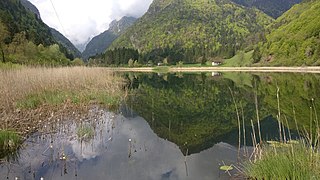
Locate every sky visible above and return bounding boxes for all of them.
[29,0,153,47]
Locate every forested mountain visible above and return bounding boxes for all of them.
[20,0,40,19]
[20,0,80,59]
[0,0,70,65]
[109,0,273,65]
[255,0,320,66]
[50,28,81,58]
[82,16,136,60]
[0,0,55,46]
[231,0,301,18]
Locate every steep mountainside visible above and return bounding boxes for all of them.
[256,0,320,66]
[20,0,40,19]
[231,0,301,18]
[19,0,80,59]
[0,0,55,46]
[50,28,81,58]
[0,0,70,65]
[82,16,136,60]
[110,0,273,63]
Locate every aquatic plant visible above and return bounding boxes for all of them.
[0,130,21,160]
[244,85,320,179]
[245,140,320,179]
[77,125,94,142]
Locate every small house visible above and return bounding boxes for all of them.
[212,61,222,66]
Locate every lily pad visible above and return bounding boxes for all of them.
[220,165,233,171]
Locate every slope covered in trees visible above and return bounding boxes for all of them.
[255,0,320,66]
[231,0,301,18]
[50,28,81,59]
[82,16,136,60]
[109,0,273,65]
[0,0,71,65]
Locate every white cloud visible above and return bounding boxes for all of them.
[28,0,153,46]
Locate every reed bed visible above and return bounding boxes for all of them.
[0,67,125,135]
[242,86,320,179]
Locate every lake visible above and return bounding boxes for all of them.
[1,72,319,179]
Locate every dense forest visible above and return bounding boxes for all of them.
[255,0,320,66]
[231,0,301,18]
[109,0,273,65]
[0,0,74,65]
[90,47,139,66]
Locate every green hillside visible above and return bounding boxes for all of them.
[256,0,320,66]
[231,0,301,18]
[0,0,70,65]
[109,0,273,65]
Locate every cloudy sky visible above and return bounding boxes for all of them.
[29,0,153,47]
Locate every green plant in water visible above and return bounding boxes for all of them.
[77,125,94,142]
[245,141,320,179]
[0,130,21,160]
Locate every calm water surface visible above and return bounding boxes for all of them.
[1,72,320,180]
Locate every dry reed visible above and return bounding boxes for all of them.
[0,67,125,135]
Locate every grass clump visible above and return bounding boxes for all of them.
[245,141,320,179]
[0,130,21,159]
[0,62,23,70]
[77,125,94,142]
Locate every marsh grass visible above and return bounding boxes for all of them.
[77,125,95,142]
[0,130,21,160]
[243,85,320,179]
[245,140,320,179]
[0,67,125,135]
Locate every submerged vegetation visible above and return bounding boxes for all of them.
[0,67,125,136]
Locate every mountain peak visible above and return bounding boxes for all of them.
[82,16,137,59]
[109,16,137,35]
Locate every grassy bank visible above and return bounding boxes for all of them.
[245,139,320,179]
[0,67,125,136]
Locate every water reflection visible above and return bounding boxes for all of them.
[125,72,320,153]
[0,109,238,180]
[1,72,320,179]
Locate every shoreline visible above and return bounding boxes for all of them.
[105,66,320,73]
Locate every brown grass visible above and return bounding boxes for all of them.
[0,67,125,135]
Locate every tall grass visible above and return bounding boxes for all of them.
[0,67,125,134]
[243,85,320,179]
[245,140,320,179]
